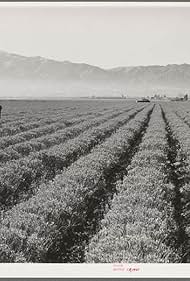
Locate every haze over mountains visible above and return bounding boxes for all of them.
[0,50,190,99]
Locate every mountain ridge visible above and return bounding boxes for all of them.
[0,49,189,69]
[0,50,190,98]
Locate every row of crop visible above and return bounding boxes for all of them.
[0,114,79,148]
[0,106,136,163]
[85,105,179,263]
[1,101,85,122]
[0,105,69,126]
[0,105,153,262]
[0,107,62,124]
[0,105,122,150]
[0,105,144,209]
[175,108,190,128]
[162,105,190,165]
[0,101,131,140]
[0,112,74,137]
[171,103,190,114]
[0,101,128,126]
[0,105,115,138]
[2,102,65,117]
[161,104,190,262]
[1,100,115,127]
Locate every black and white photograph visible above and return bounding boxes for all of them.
[0,1,189,270]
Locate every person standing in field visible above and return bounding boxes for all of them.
[0,105,2,119]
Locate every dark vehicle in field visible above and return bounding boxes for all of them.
[136,98,150,103]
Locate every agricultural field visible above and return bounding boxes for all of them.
[0,99,189,263]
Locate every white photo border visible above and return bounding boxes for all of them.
[0,1,189,278]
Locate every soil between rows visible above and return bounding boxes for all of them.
[161,107,189,262]
[44,106,154,263]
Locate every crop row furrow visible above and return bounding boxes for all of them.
[0,104,153,262]
[86,104,179,263]
[0,103,127,126]
[0,105,144,209]
[161,105,190,262]
[0,106,114,138]
[174,110,190,129]
[0,106,123,150]
[1,106,70,128]
[0,106,136,163]
[0,103,80,125]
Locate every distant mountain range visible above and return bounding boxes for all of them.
[0,50,190,98]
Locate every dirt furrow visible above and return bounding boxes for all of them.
[48,105,154,263]
[161,108,189,262]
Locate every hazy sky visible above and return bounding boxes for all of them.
[0,3,190,68]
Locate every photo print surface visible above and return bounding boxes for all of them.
[0,2,189,265]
